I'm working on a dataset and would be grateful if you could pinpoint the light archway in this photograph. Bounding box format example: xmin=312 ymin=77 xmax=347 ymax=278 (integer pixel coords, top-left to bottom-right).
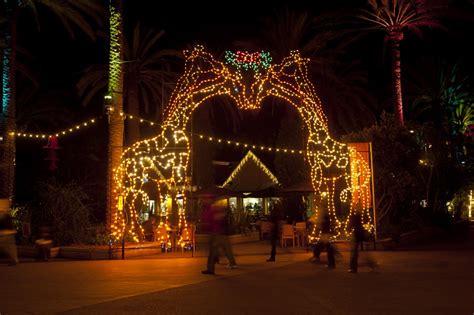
xmin=111 ymin=46 xmax=372 ymax=242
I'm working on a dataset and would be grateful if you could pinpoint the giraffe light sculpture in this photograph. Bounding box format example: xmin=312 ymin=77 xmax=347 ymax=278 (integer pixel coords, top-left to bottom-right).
xmin=111 ymin=46 xmax=373 ymax=243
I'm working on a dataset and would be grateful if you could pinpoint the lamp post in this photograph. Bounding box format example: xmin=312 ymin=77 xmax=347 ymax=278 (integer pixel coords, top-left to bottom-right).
xmin=104 ymin=94 xmax=114 ymax=122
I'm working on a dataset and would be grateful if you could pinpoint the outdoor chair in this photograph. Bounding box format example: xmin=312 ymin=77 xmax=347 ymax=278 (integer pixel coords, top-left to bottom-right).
xmin=280 ymin=224 xmax=297 ymax=247
xmin=260 ymin=221 xmax=274 ymax=240
xmin=295 ymin=222 xmax=307 ymax=246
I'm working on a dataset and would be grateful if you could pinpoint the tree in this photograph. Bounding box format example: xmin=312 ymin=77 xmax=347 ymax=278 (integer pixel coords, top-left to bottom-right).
xmin=342 ymin=113 xmax=424 ymax=237
xmin=0 ymin=0 xmax=103 ymax=202
xmin=77 ymin=23 xmax=181 ymax=146
xmin=33 ymin=179 xmax=93 ymax=245
xmin=106 ymin=0 xmax=124 ymax=234
xmin=358 ymin=0 xmax=441 ymax=126
xmin=404 ymin=58 xmax=474 ymax=162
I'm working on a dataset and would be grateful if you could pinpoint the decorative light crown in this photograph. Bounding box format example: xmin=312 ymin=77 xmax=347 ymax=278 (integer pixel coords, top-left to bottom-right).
xmin=225 ymin=50 xmax=272 ymax=73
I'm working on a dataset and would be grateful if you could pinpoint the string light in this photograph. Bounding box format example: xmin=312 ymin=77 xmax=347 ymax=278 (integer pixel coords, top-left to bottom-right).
xmin=195 ymin=132 xmax=306 ymax=155
xmin=221 ymin=150 xmax=279 ymax=188
xmin=112 ymin=46 xmax=372 ymax=242
xmin=2 ymin=45 xmax=11 ymax=113
xmin=468 ymin=190 xmax=473 ymax=220
xmin=108 ymin=3 xmax=122 ymax=96
xmin=121 ymin=112 xmax=309 ymax=155
xmin=10 ymin=118 xmax=98 ymax=139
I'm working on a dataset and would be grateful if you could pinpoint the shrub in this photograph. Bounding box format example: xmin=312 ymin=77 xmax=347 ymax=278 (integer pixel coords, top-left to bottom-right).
xmin=32 ymin=180 xmax=93 ymax=245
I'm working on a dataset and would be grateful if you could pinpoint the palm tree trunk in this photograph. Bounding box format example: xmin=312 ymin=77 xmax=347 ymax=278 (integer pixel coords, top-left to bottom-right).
xmin=389 ymin=32 xmax=404 ymax=126
xmin=106 ymin=0 xmax=124 ymax=234
xmin=0 ymin=7 xmax=17 ymax=201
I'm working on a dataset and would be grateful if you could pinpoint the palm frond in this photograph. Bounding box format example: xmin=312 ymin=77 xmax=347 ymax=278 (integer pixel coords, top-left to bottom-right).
xmin=358 ymin=0 xmax=443 ymax=37
xmin=33 ymin=0 xmax=104 ymax=40
xmin=453 ymin=102 xmax=474 ymax=134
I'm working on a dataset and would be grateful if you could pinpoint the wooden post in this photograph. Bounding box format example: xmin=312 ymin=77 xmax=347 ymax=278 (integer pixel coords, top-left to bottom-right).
xmin=369 ymin=142 xmax=377 ymax=250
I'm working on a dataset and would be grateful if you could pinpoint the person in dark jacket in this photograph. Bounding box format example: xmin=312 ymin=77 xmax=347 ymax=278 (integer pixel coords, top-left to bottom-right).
xmin=202 ymin=200 xmax=237 ymax=274
xmin=0 ymin=210 xmax=19 ymax=265
xmin=312 ymin=214 xmax=335 ymax=268
xmin=348 ymin=212 xmax=365 ymax=273
xmin=267 ymin=201 xmax=283 ymax=262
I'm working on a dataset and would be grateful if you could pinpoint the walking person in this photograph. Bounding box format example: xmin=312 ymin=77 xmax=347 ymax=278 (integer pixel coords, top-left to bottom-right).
xmin=312 ymin=214 xmax=335 ymax=268
xmin=202 ymin=199 xmax=237 ymax=275
xmin=0 ymin=208 xmax=19 ymax=266
xmin=267 ymin=201 xmax=283 ymax=262
xmin=348 ymin=212 xmax=364 ymax=273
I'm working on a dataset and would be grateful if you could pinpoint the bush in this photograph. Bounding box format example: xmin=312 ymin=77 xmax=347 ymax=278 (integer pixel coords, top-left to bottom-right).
xmin=342 ymin=113 xmax=424 ymax=237
xmin=31 ymin=180 xmax=94 ymax=245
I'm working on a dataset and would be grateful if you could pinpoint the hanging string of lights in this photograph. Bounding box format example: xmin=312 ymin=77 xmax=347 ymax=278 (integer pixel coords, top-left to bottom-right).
xmin=10 ymin=118 xmax=99 ymax=139
xmin=9 ymin=109 xmax=307 ymax=155
xmin=120 ymin=112 xmax=308 ymax=154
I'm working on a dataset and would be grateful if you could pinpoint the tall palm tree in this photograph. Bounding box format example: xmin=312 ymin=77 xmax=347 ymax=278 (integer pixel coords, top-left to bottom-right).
xmin=106 ymin=0 xmax=124 ymax=233
xmin=77 ymin=23 xmax=181 ymax=146
xmin=0 ymin=0 xmax=103 ymax=202
xmin=358 ymin=0 xmax=441 ymax=126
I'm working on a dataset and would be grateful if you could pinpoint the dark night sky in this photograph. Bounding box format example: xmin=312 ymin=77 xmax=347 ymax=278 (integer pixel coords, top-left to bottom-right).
xmin=15 ymin=0 xmax=474 ymax=111
xmin=14 ymin=0 xmax=474 ymax=96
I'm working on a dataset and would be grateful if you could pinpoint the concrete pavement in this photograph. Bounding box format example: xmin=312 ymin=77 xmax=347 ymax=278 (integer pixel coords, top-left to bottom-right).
xmin=1 ymin=242 xmax=473 ymax=314
xmin=66 ymin=251 xmax=474 ymax=315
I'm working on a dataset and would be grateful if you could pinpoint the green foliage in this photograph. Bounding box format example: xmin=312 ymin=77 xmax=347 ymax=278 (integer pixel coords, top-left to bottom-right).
xmin=343 ymin=112 xmax=473 ymax=237
xmin=10 ymin=204 xmax=33 ymax=244
xmin=229 ymin=205 xmax=252 ymax=235
xmin=446 ymin=183 xmax=474 ymax=220
xmin=452 ymin=102 xmax=474 ymax=135
xmin=404 ymin=60 xmax=473 ymax=163
xmin=32 ymin=180 xmax=93 ymax=245
xmin=343 ymin=113 xmax=424 ymax=237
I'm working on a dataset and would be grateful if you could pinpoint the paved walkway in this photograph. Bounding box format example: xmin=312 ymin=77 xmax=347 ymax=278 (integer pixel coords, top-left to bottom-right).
xmin=1 ymin=239 xmax=473 ymax=314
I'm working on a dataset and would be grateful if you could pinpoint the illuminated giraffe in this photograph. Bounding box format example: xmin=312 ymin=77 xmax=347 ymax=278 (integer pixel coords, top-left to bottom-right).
xmin=111 ymin=45 xmax=372 ymax=241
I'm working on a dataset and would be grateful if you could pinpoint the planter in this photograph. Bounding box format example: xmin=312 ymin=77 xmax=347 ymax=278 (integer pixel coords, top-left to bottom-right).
xmin=195 ymin=232 xmax=260 ymax=245
xmin=60 ymin=246 xmax=110 ymax=260
xmin=18 ymin=245 xmax=60 ymax=259
xmin=60 ymin=243 xmax=164 ymax=260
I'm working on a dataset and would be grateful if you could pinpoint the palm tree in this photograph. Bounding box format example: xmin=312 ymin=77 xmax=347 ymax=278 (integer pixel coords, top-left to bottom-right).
xmin=77 ymin=23 xmax=181 ymax=146
xmin=0 ymin=0 xmax=103 ymax=202
xmin=404 ymin=58 xmax=473 ymax=161
xmin=106 ymin=0 xmax=124 ymax=233
xmin=358 ymin=0 xmax=441 ymax=126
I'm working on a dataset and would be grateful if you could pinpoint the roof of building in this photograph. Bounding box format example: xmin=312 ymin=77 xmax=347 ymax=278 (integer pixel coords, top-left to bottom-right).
xmin=220 ymin=150 xmax=280 ymax=192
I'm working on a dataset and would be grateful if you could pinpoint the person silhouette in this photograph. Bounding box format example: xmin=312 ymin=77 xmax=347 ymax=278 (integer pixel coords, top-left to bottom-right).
xmin=0 ymin=209 xmax=19 ymax=266
xmin=348 ymin=212 xmax=364 ymax=273
xmin=267 ymin=201 xmax=283 ymax=262
xmin=202 ymin=199 xmax=237 ymax=275
xmin=312 ymin=214 xmax=335 ymax=268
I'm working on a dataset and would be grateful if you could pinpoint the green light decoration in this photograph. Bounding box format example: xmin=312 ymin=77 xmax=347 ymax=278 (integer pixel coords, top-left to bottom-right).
xmin=108 ymin=3 xmax=122 ymax=96
xmin=225 ymin=50 xmax=272 ymax=73
xmin=2 ymin=46 xmax=11 ymax=114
